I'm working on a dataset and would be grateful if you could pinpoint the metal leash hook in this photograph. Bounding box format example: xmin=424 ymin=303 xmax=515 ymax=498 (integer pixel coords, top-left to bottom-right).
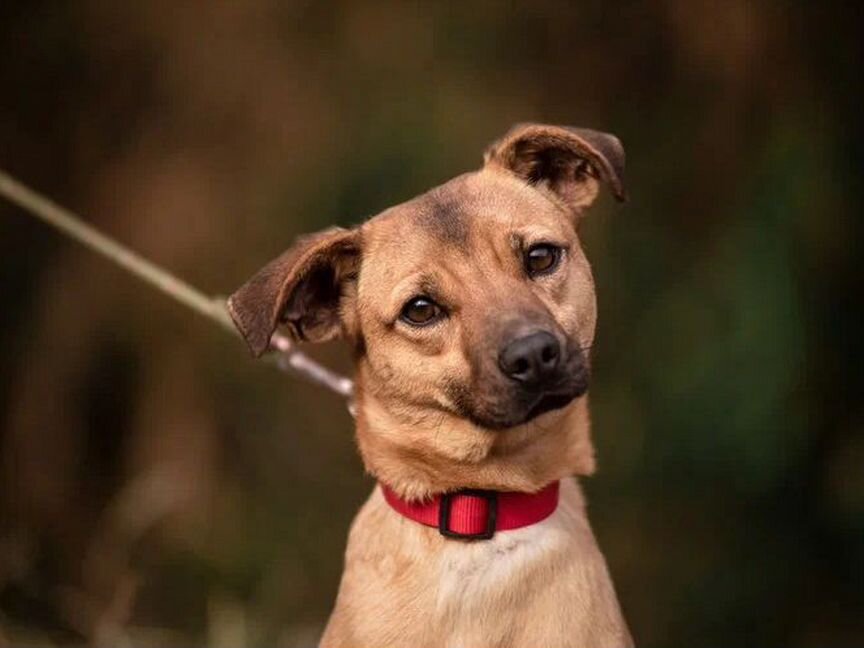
xmin=0 ymin=168 xmax=355 ymax=410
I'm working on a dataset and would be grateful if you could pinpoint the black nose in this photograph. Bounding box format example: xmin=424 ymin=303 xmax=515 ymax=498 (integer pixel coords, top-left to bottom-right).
xmin=498 ymin=331 xmax=561 ymax=386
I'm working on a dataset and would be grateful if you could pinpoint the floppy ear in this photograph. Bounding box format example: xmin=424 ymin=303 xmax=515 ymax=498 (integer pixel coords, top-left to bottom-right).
xmin=227 ymin=227 xmax=360 ymax=356
xmin=483 ymin=123 xmax=626 ymax=213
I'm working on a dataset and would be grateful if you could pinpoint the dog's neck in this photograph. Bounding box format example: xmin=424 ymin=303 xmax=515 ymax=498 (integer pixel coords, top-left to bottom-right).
xmin=353 ymin=385 xmax=597 ymax=501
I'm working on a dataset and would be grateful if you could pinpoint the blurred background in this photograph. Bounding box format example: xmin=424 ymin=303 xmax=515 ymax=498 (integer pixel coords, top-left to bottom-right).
xmin=1 ymin=1 xmax=862 ymax=646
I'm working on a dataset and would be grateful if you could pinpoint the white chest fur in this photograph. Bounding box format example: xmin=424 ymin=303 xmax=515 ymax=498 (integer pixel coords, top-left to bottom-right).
xmin=436 ymin=503 xmax=571 ymax=612
xmin=432 ymin=479 xmax=589 ymax=645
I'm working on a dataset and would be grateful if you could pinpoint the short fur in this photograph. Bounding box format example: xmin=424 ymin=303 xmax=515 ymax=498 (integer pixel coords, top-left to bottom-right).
xmin=229 ymin=123 xmax=633 ymax=647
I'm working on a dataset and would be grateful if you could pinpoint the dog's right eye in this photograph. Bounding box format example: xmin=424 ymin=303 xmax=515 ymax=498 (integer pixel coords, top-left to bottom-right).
xmin=400 ymin=297 xmax=442 ymax=326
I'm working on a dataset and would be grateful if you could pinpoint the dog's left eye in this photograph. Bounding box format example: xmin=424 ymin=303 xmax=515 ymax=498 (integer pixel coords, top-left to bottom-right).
xmin=524 ymin=244 xmax=562 ymax=277
xmin=400 ymin=296 xmax=443 ymax=326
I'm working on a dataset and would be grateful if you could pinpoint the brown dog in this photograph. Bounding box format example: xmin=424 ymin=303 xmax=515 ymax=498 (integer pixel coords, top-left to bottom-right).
xmin=228 ymin=123 xmax=633 ymax=648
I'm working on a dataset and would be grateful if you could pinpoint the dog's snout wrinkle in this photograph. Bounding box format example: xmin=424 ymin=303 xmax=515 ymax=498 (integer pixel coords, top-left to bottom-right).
xmin=498 ymin=331 xmax=561 ymax=386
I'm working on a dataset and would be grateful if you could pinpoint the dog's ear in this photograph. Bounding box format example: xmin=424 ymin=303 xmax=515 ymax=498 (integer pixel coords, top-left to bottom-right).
xmin=227 ymin=227 xmax=360 ymax=356
xmin=483 ymin=123 xmax=626 ymax=213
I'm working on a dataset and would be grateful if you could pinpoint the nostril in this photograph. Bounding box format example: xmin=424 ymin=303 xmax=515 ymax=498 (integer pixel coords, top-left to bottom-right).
xmin=513 ymin=357 xmax=530 ymax=376
xmin=541 ymin=344 xmax=558 ymax=365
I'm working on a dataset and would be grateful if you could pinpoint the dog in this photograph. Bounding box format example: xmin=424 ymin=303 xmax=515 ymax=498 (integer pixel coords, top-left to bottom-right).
xmin=228 ymin=123 xmax=633 ymax=648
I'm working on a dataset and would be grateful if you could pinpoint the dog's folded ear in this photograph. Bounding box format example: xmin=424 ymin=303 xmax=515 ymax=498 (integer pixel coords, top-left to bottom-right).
xmin=227 ymin=227 xmax=360 ymax=356
xmin=483 ymin=123 xmax=626 ymax=213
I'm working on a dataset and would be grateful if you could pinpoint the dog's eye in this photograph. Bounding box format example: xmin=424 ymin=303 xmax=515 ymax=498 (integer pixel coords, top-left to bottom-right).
xmin=524 ymin=244 xmax=562 ymax=277
xmin=400 ymin=296 xmax=442 ymax=326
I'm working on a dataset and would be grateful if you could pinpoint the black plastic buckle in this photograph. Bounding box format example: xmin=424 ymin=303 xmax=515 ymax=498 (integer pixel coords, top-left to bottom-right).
xmin=438 ymin=489 xmax=498 ymax=540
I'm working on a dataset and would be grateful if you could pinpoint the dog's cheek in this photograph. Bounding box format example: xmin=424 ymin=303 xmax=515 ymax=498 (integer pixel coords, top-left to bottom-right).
xmin=575 ymin=277 xmax=598 ymax=352
xmin=559 ymin=254 xmax=597 ymax=352
xmin=362 ymin=337 xmax=447 ymax=407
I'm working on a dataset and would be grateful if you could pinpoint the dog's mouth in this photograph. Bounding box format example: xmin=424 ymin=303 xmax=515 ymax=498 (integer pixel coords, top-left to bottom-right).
xmin=517 ymin=361 xmax=591 ymax=425
xmin=462 ymin=380 xmax=588 ymax=431
xmin=524 ymin=391 xmax=579 ymax=422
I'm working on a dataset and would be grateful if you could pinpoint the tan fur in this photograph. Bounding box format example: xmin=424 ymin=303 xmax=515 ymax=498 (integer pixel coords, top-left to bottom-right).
xmin=228 ymin=124 xmax=633 ymax=647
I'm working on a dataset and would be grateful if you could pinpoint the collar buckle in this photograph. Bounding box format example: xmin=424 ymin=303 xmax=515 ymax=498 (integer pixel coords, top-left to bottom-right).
xmin=438 ymin=489 xmax=498 ymax=540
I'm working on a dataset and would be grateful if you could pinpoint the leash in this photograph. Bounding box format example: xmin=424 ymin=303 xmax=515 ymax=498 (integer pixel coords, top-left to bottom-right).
xmin=0 ymin=168 xmax=354 ymax=404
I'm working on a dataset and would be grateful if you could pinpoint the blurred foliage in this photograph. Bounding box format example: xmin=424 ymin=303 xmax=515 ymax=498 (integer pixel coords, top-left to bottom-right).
xmin=0 ymin=1 xmax=862 ymax=646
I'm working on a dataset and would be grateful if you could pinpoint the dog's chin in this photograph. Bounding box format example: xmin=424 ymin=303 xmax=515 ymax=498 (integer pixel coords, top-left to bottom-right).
xmin=466 ymin=385 xmax=587 ymax=431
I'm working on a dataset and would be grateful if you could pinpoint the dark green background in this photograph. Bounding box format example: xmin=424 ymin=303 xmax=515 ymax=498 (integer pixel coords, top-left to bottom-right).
xmin=1 ymin=2 xmax=861 ymax=646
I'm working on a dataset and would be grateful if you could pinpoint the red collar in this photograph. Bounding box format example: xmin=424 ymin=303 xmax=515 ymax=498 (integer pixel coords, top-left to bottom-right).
xmin=381 ymin=481 xmax=560 ymax=540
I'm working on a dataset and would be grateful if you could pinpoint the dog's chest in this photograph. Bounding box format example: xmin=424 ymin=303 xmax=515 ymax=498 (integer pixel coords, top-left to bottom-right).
xmin=322 ymin=480 xmax=630 ymax=648
xmin=433 ymin=506 xmax=572 ymax=644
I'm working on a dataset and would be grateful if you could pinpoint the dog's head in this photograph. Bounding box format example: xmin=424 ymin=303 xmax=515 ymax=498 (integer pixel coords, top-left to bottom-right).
xmin=229 ymin=124 xmax=625 ymax=495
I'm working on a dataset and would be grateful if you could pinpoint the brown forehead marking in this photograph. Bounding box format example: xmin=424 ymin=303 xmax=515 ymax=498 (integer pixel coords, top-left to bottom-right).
xmin=414 ymin=189 xmax=471 ymax=250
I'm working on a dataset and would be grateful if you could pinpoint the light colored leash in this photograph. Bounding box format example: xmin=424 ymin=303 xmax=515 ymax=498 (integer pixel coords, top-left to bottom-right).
xmin=0 ymin=169 xmax=354 ymax=402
